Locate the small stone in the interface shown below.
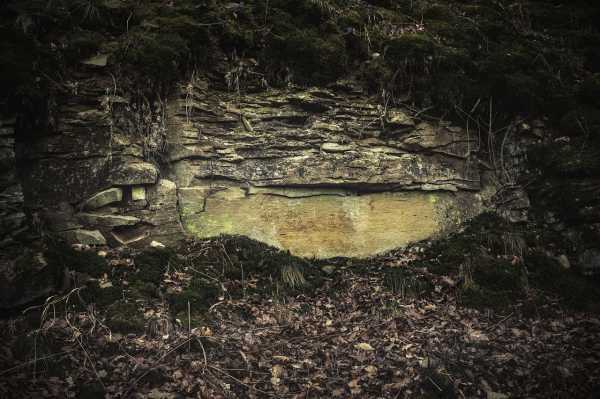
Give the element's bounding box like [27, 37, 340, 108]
[321, 142, 354, 153]
[72, 244, 85, 251]
[77, 213, 140, 227]
[81, 54, 108, 67]
[418, 357, 438, 368]
[557, 254, 570, 269]
[385, 110, 414, 127]
[83, 188, 123, 210]
[150, 240, 166, 249]
[131, 186, 146, 201]
[97, 250, 108, 258]
[60, 229, 107, 245]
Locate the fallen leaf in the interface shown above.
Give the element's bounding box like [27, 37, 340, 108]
[271, 364, 284, 386]
[354, 342, 375, 351]
[364, 365, 378, 377]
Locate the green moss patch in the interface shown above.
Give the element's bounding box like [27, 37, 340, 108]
[164, 235, 324, 322]
[105, 301, 145, 334]
[3, 0, 600, 124]
[169, 277, 219, 316]
[133, 248, 179, 285]
[80, 281, 123, 308]
[410, 212, 600, 312]
[525, 252, 600, 311]
[183, 235, 323, 295]
[45, 242, 108, 278]
[458, 257, 524, 310]
[265, 28, 348, 85]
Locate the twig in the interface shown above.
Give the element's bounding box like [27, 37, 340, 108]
[76, 336, 107, 391]
[195, 337, 208, 369]
[428, 376, 443, 392]
[122, 337, 195, 397]
[486, 312, 514, 332]
[209, 365, 275, 396]
[0, 350, 75, 377]
[188, 300, 191, 353]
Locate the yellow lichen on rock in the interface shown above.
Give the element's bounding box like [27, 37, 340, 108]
[179, 186, 482, 258]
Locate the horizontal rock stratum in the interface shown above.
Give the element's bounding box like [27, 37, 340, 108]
[16, 78, 495, 258]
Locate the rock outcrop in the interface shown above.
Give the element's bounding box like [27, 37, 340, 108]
[167, 82, 488, 257]
[9, 74, 496, 258]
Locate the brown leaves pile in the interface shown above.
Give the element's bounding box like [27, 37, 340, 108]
[1, 248, 599, 398]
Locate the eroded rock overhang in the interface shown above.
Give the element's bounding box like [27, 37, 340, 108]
[17, 79, 495, 258]
[167, 83, 490, 258]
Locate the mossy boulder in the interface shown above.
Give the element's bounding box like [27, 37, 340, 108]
[186, 236, 311, 282]
[414, 213, 515, 274]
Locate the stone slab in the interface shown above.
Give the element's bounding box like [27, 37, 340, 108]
[180, 185, 483, 258]
[83, 188, 123, 210]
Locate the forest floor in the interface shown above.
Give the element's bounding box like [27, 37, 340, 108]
[1, 234, 599, 399]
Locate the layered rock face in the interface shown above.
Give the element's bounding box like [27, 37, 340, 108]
[13, 75, 494, 258]
[168, 82, 487, 257]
